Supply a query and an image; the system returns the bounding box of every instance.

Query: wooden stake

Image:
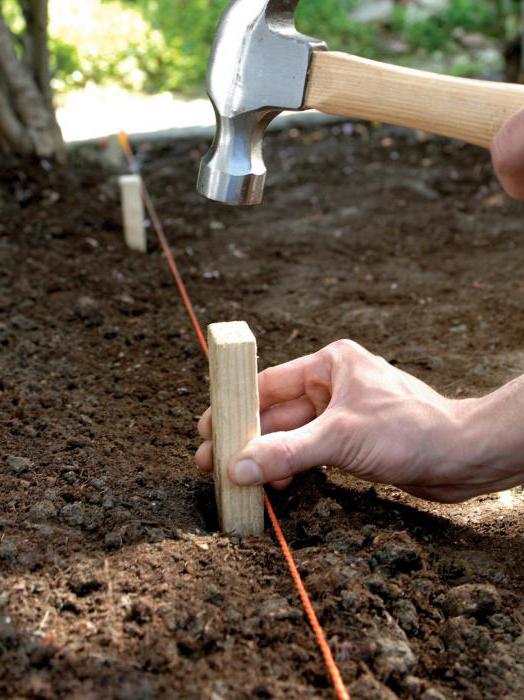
[118,174,146,253]
[208,321,264,537]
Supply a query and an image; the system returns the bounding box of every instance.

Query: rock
[205,584,225,606]
[257,596,302,622]
[313,497,341,518]
[374,637,417,679]
[83,506,104,532]
[60,502,85,527]
[101,489,115,509]
[104,530,122,549]
[63,470,77,484]
[325,529,364,555]
[147,527,165,543]
[11,314,37,331]
[0,538,18,561]
[443,616,493,655]
[440,584,500,618]
[74,296,103,327]
[91,478,106,490]
[392,599,419,635]
[422,690,447,700]
[28,500,57,523]
[5,454,33,475]
[365,575,402,601]
[349,673,398,700]
[341,589,365,612]
[373,539,421,573]
[401,179,439,201]
[402,675,423,695]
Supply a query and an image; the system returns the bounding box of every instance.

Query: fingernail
[231,459,262,486]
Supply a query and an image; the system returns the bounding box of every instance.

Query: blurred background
[1,0,523,147]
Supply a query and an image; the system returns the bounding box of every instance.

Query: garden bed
[1,122,524,699]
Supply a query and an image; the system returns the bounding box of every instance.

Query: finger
[228,413,339,486]
[261,397,317,435]
[195,440,213,472]
[491,108,524,201]
[258,353,327,411]
[198,408,211,440]
[269,477,293,490]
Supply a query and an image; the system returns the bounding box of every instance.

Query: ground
[1,123,524,700]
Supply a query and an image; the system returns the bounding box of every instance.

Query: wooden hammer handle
[305,51,524,148]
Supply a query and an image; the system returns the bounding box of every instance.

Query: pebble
[91,478,106,490]
[257,596,302,622]
[104,531,122,549]
[0,538,18,561]
[63,470,77,484]
[74,296,103,327]
[374,637,417,679]
[392,599,419,635]
[349,673,398,699]
[421,690,447,700]
[440,583,500,618]
[313,497,341,518]
[83,506,104,532]
[147,527,165,543]
[60,502,85,527]
[373,540,421,573]
[28,500,57,523]
[5,455,33,475]
[11,314,37,331]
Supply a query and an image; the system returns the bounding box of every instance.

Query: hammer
[197,0,524,207]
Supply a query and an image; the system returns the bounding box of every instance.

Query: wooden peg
[118,174,146,253]
[208,321,264,536]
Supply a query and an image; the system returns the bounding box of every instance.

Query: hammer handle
[306,52,524,148]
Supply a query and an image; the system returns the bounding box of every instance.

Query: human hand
[491,108,524,201]
[195,339,518,504]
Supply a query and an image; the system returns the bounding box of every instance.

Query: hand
[196,339,518,504]
[491,108,524,201]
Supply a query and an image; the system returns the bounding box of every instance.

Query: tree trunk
[0,0,65,161]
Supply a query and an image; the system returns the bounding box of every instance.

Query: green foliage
[391,0,505,54]
[296,0,381,57]
[5,0,517,96]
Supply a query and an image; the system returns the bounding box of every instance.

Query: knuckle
[323,339,360,362]
[271,435,298,476]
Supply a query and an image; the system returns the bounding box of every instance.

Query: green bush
[42,0,523,95]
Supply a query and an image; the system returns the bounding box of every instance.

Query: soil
[1,121,524,700]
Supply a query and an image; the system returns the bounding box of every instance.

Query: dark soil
[1,122,524,700]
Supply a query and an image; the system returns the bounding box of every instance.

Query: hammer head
[197,0,326,206]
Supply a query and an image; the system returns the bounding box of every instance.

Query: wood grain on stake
[208,322,264,537]
[306,51,524,148]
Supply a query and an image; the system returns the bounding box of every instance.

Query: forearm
[463,375,524,487]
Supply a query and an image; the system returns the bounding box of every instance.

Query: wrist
[452,391,524,492]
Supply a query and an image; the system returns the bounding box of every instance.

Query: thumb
[228,415,338,486]
[491,108,524,201]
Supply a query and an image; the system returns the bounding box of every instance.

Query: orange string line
[264,494,350,700]
[118,132,208,354]
[118,131,349,700]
